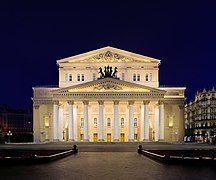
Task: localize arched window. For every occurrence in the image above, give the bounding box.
[107,118,111,127]
[134,118,138,127]
[69,74,72,81]
[93,118,97,128]
[121,118,124,127]
[133,74,136,81]
[77,74,80,81]
[137,74,140,81]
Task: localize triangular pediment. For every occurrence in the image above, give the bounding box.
[53,78,165,95]
[57,46,160,64]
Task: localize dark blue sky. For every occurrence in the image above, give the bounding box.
[0,1,216,108]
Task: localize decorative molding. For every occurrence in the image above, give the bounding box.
[94,83,123,91]
[80,51,137,63]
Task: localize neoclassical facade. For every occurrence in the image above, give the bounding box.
[32,46,185,142]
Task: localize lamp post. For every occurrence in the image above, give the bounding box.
[62,129,65,141]
[7,130,12,143]
[152,129,156,141]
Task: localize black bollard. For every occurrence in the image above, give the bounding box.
[137,145,143,154]
[72,145,78,154]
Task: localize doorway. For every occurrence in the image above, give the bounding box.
[120,133,125,142]
[107,133,111,142]
[93,133,98,142]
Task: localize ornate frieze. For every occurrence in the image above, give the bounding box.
[94,83,123,91]
[80,51,136,63]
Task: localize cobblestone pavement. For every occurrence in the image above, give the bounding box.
[1,152,216,180]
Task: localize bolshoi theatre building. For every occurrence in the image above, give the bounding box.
[32,47,185,142]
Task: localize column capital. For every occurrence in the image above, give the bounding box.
[53,100,59,105]
[143,100,150,105]
[98,100,104,105]
[33,104,40,109]
[68,100,74,105]
[83,100,89,105]
[128,100,134,105]
[113,100,119,105]
[158,100,164,105]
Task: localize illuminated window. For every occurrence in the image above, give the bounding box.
[77,74,80,81]
[69,74,72,81]
[134,118,138,127]
[121,118,124,127]
[150,73,152,81]
[107,118,111,127]
[122,73,125,80]
[65,74,68,81]
[93,73,96,80]
[133,74,136,81]
[93,118,97,128]
[145,73,148,81]
[137,74,140,81]
[82,74,84,81]
[80,118,84,127]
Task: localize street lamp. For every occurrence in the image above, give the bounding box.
[7,130,12,143]
[62,129,65,141]
[152,129,156,141]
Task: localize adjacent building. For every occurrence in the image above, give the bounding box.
[0,104,33,143]
[185,87,216,142]
[32,46,185,142]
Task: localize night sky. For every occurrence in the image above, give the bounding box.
[1,1,216,108]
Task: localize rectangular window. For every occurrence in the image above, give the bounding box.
[77,74,80,81]
[145,73,148,81]
[80,118,84,127]
[93,73,96,80]
[82,74,84,81]
[121,118,124,128]
[134,118,138,127]
[137,74,140,81]
[150,73,152,81]
[122,73,125,80]
[133,74,136,81]
[69,74,72,81]
[107,118,111,127]
[94,118,97,128]
[65,74,68,81]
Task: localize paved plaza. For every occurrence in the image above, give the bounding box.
[0,143,216,179]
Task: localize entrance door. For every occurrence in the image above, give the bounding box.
[107,133,111,142]
[120,133,125,142]
[93,133,98,142]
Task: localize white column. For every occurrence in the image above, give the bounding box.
[33,105,40,142]
[73,105,78,141]
[140,104,144,141]
[114,101,119,141]
[128,101,134,142]
[154,105,159,141]
[68,101,74,141]
[58,106,64,141]
[144,101,150,142]
[83,101,89,142]
[159,101,165,141]
[53,101,59,142]
[98,100,104,141]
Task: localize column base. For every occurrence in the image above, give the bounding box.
[114,139,119,142]
[158,139,165,142]
[143,139,150,142]
[53,139,59,142]
[98,139,104,142]
[83,139,89,142]
[128,139,134,142]
[68,139,75,142]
